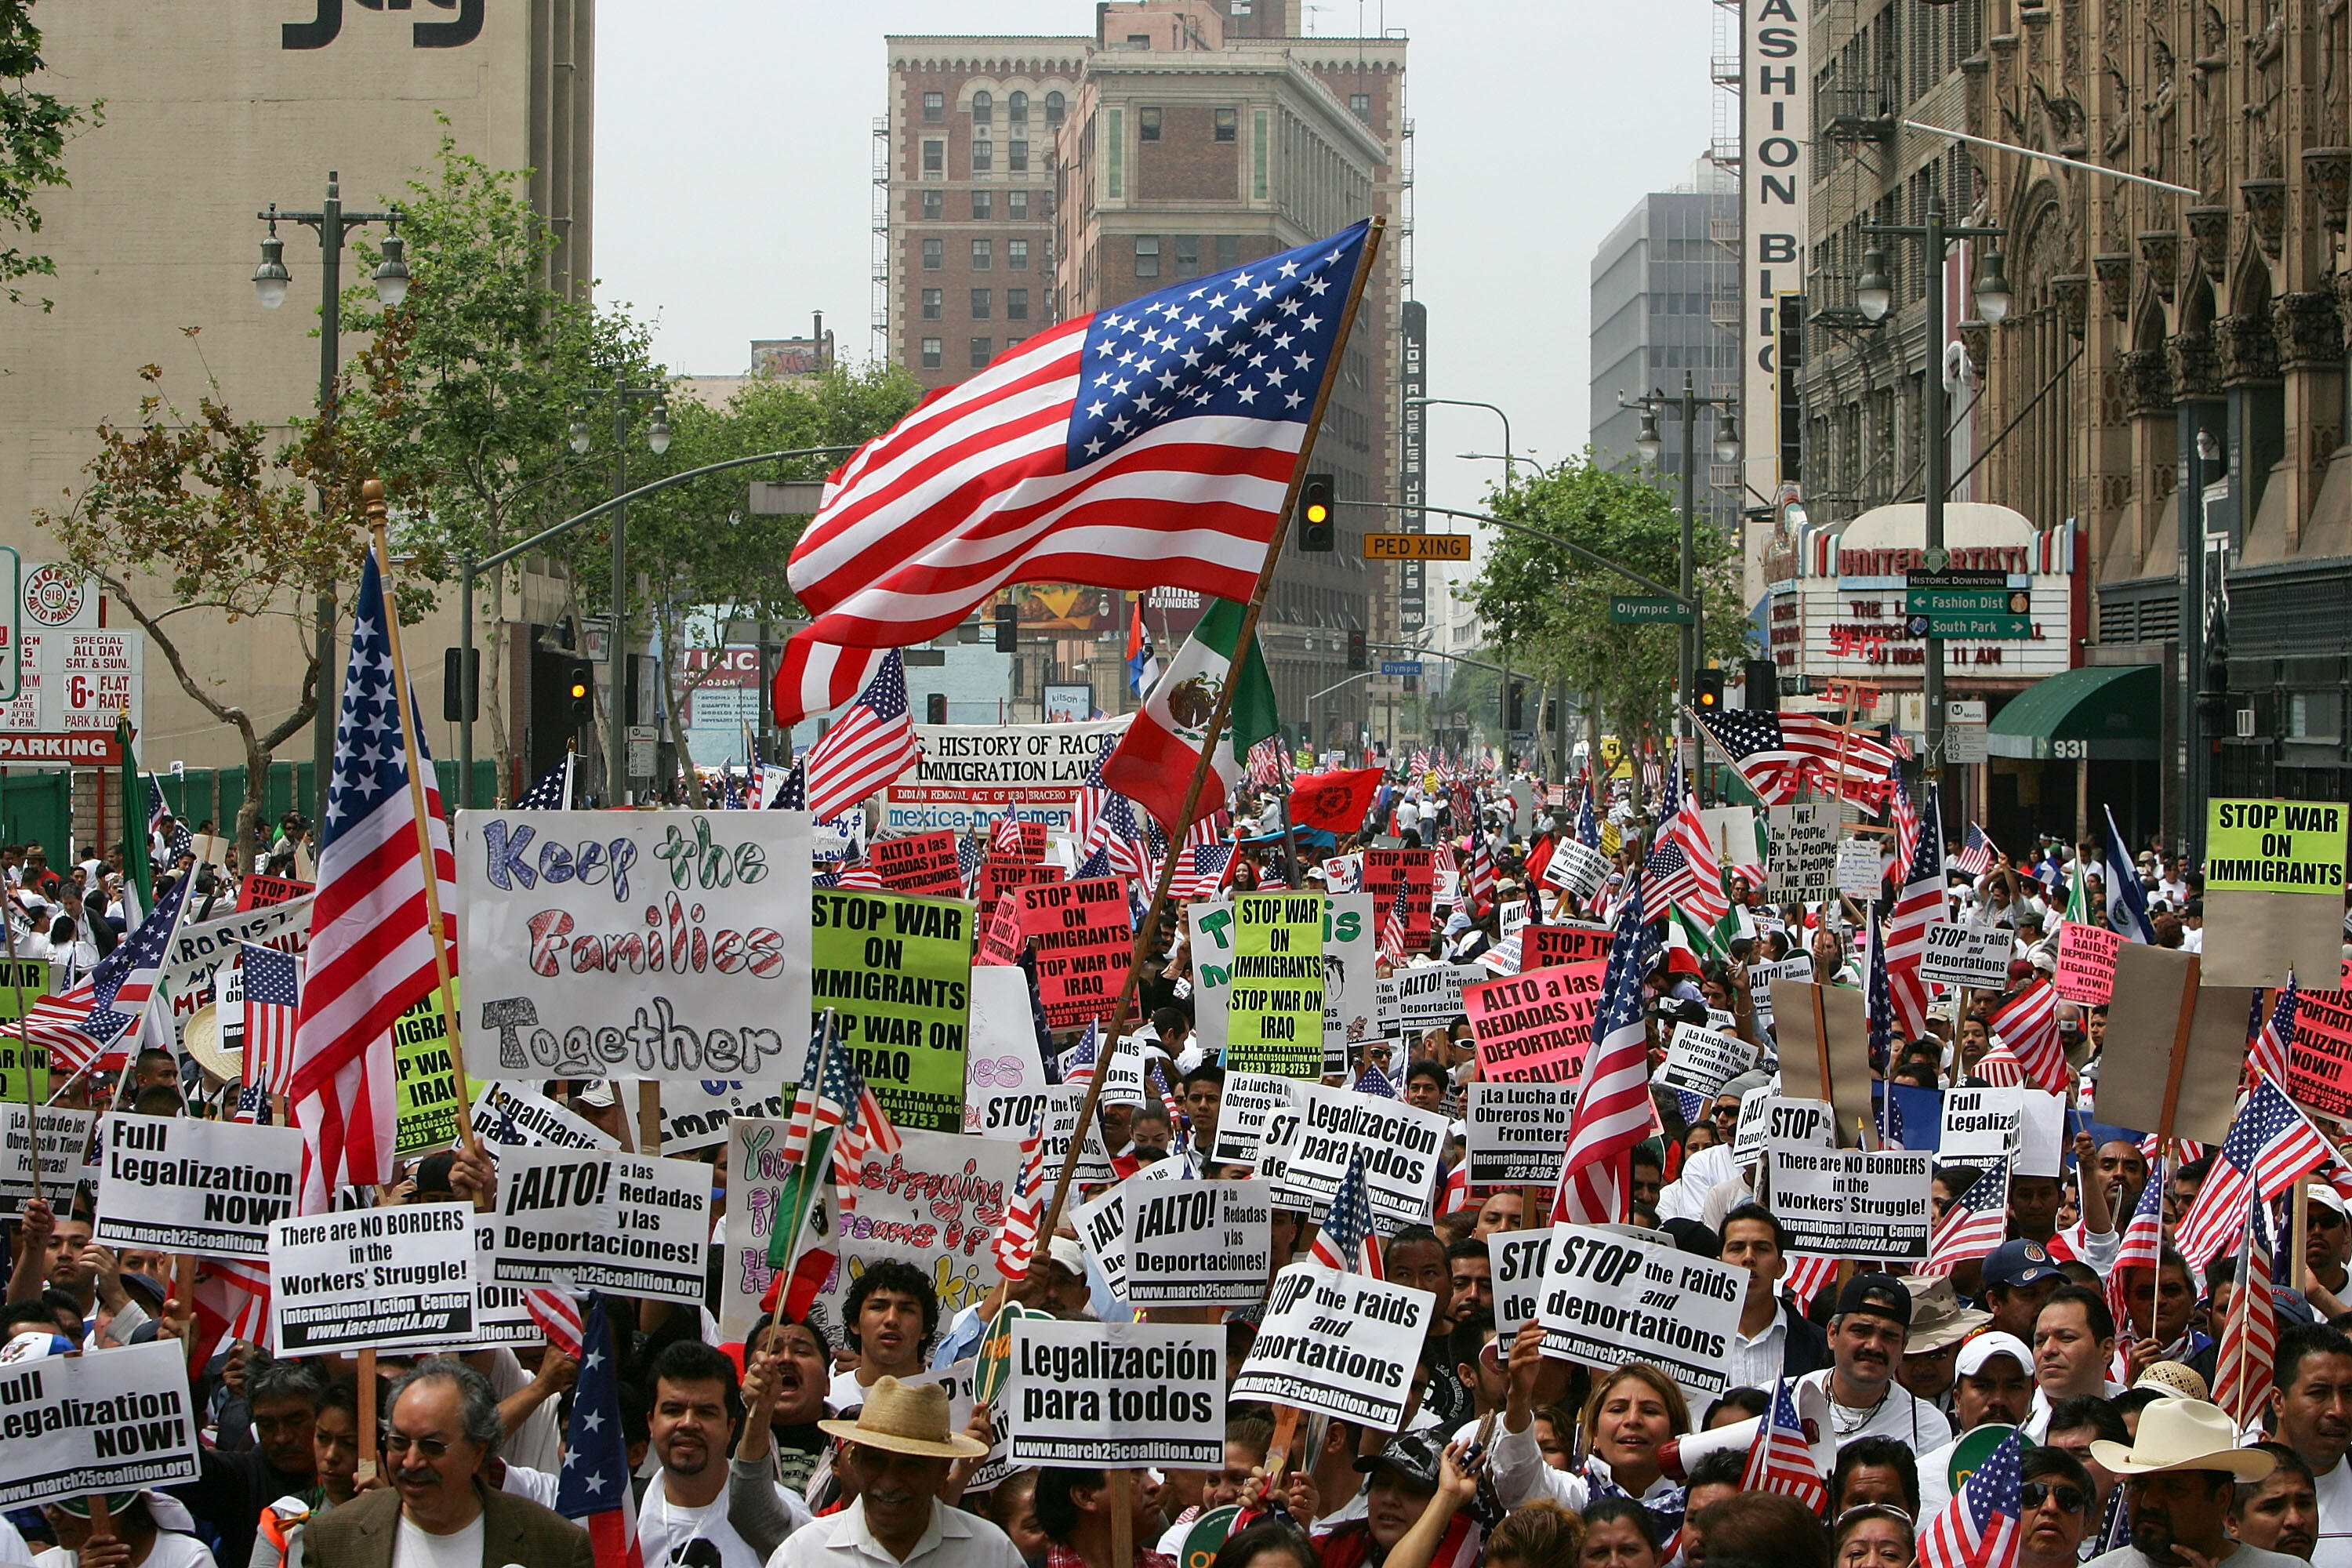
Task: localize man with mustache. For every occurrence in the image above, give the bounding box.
[1796,1272,1953,1454]
[2238,1443,2321,1563]
[2268,1324,2352,1568]
[2086,1397,2299,1568]
[766,1380,1019,1568]
[641,1340,811,1568]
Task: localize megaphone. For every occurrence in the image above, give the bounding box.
[1657,1378,1835,1485]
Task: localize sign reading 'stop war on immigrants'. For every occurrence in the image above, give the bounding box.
[810,890,976,1132]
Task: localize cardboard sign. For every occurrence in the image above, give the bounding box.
[162,895,312,998]
[1537,1222,1744,1399]
[455,810,813,1082]
[658,1079,786,1155]
[391,990,463,1160]
[1836,839,1884,899]
[964,966,1051,1138]
[269,1202,477,1356]
[1363,849,1436,943]
[868,831,967,897]
[2097,944,2255,1145]
[1764,804,1836,902]
[235,873,313,911]
[1394,963,1486,1033]
[1544,840,1610,902]
[0,1339,201,1510]
[1126,1180,1274,1306]
[1465,964,1606,1084]
[1258,1083,1450,1224]
[976,857,1063,912]
[1939,1086,2024,1162]
[1322,893,1376,1068]
[1007,1319,1225,1466]
[1653,1023,1756,1101]
[1773,981,1875,1144]
[1766,1147,1934,1258]
[811,890,977,1131]
[94,1115,302,1259]
[1467,1082,1576,1187]
[2053,921,2121,1006]
[1918,924,2014,989]
[0,1105,94,1210]
[1210,1071,1295,1167]
[492,1148,712,1308]
[830,1127,1014,1330]
[1230,1262,1435,1428]
[1185,899,1237,1056]
[1022,877,1131,1030]
[1523,923,1613,971]
[471,1082,619,1152]
[1489,1227,1554,1337]
[1226,893,1327,1078]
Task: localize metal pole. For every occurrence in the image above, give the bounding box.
[314,174,343,824]
[459,552,474,807]
[1924,197,1948,785]
[606,372,629,807]
[1679,372,1697,778]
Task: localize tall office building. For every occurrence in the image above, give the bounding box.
[883,0,1410,749]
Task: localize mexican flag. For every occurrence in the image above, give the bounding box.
[1104,597,1279,830]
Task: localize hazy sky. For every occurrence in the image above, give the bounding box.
[595,0,1716,547]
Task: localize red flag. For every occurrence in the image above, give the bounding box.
[1289,768,1383,833]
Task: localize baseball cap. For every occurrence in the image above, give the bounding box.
[1835,1272,1913,1329]
[1356,1430,1446,1490]
[1980,1239,2067,1290]
[575,1081,618,1109]
[2310,1183,2350,1219]
[1955,1331,2034,1378]
[1047,1236,1086,1276]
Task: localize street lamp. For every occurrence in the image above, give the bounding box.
[1635,409,1663,465]
[1856,246,1894,321]
[570,373,673,805]
[1408,397,1518,492]
[1620,370,1739,796]
[252,173,408,818]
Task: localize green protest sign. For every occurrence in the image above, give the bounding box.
[1226,892,1327,1078]
[811,891,975,1132]
[393,985,463,1159]
[0,960,49,1104]
[2207,800,2349,893]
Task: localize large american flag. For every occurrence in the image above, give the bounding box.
[1918,1428,2024,1568]
[1740,1377,1828,1513]
[1919,1163,2011,1276]
[78,871,193,1062]
[773,220,1374,721]
[1553,874,1655,1225]
[2212,1196,2278,1428]
[289,549,456,1213]
[1307,1150,1385,1278]
[1956,822,1999,877]
[1988,979,2066,1092]
[554,1294,645,1568]
[1883,783,1946,1038]
[236,942,303,1098]
[2174,1081,2331,1269]
[802,649,918,822]
[2252,978,2299,1087]
[1693,709,1899,804]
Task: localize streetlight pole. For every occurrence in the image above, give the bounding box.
[1408,397,1515,492]
[1622,372,1740,797]
[252,173,410,821]
[569,375,670,806]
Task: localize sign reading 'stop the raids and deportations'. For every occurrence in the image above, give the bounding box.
[455,811,813,1082]
[1228,1262,1435,1430]
[1538,1223,1745,1399]
[0,1340,200,1511]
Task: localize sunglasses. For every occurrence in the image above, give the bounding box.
[2020,1483,2086,1513]
[385,1432,459,1458]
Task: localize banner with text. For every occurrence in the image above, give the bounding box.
[811,889,976,1132]
[94,1115,301,1259]
[268,1202,477,1356]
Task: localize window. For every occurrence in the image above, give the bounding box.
[971,238,993,270]
[970,337,993,367]
[1108,108,1123,197]
[1046,90,1065,125]
[1010,90,1029,125]
[921,238,943,270]
[1008,238,1029,270]
[1007,288,1029,320]
[971,190,993,220]
[1134,235,1160,278]
[972,89,993,125]
[920,337,942,368]
[1349,93,1371,121]
[921,288,942,320]
[1214,108,1236,143]
[1008,190,1030,220]
[1252,110,1269,198]
[920,189,942,220]
[1008,140,1029,172]
[922,140,943,175]
[1216,234,1240,268]
[1006,336,1024,350]
[1140,107,1162,142]
[1174,235,1200,276]
[971,139,993,172]
[971,288,992,319]
[923,90,944,122]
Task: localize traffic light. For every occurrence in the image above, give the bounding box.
[1744,659,1780,711]
[994,602,1018,652]
[1543,697,1558,732]
[1297,473,1335,552]
[1346,630,1367,672]
[926,692,949,724]
[1696,668,1726,713]
[566,662,593,726]
[442,646,478,722]
[1508,681,1526,731]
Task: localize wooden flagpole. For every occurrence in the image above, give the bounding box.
[1035,217,1386,1250]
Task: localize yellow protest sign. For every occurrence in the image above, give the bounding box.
[2206,800,2349,894]
[0,960,49,1104]
[392,985,463,1158]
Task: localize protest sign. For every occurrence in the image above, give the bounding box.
[2054,922,2121,1006]
[1211,1071,1295,1167]
[1764,804,1835,902]
[659,1079,788,1155]
[1263,1083,1450,1224]
[162,895,311,997]
[1653,1023,1756,1101]
[1127,1180,1274,1306]
[1523,924,1613,971]
[829,1128,1015,1330]
[869,831,967,897]
[1766,1148,1934,1258]
[1229,1262,1434,1428]
[1918,924,2013,989]
[1363,849,1435,942]
[2207,800,2348,893]
[464,1216,544,1348]
[1538,1222,1744,1399]
[1489,1227,1554,1338]
[1543,839,1610,902]
[976,857,1063,913]
[975,892,1025,967]
[470,1082,618,1152]
[0,1105,95,1210]
[1226,893,1326,1078]
[1185,899,1237,1055]
[1323,893,1375,1069]
[0,960,47,1102]
[2290,981,2352,1120]
[1736,1095,1832,1167]
[1500,901,1530,935]
[1038,1085,1113,1189]
[965,966,1051,1138]
[455,811,812,1081]
[269,1201,477,1355]
[1465,964,1606,1084]
[1022,877,1131,1030]
[1323,854,1364,893]
[2097,944,2254,1145]
[95,1115,301,1258]
[1007,1319,1224,1466]
[1374,976,1400,1033]
[1836,839,1884,899]
[391,991,463,1160]
[1698,807,1759,876]
[0,1339,201,1510]
[1076,1179,1131,1298]
[720,1115,833,1344]
[236,873,313,911]
[2015,1091,2068,1178]
[1394,964,1487,1034]
[492,1148,711,1308]
[1939,1086,2024,1163]
[811,889,976,1131]
[1466,1083,1576,1187]
[884,718,1129,835]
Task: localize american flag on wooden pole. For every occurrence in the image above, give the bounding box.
[235,943,303,1098]
[2212,1195,2278,1428]
[1918,1428,2024,1568]
[1692,708,1900,805]
[2173,1081,2331,1270]
[1955,822,1999,877]
[1552,874,1655,1225]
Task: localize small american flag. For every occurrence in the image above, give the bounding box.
[1918,1428,2024,1568]
[1247,735,1288,790]
[236,943,303,1098]
[190,1257,271,1370]
[2251,978,2299,1087]
[1307,1151,1384,1278]
[1884,782,1947,1039]
[2175,1081,2330,1269]
[9,979,103,1079]
[2105,1151,2168,1334]
[802,650,918,822]
[769,758,807,811]
[523,1287,585,1359]
[1919,1163,2012,1276]
[1174,842,1236,899]
[957,833,986,894]
[1956,822,1999,877]
[1463,833,1497,918]
[1988,979,2066,1091]
[822,1030,902,1213]
[1972,1042,2028,1087]
[554,1294,645,1568]
[1060,1022,1102,1088]
[1693,709,1899,805]
[1740,1378,1828,1512]
[80,871,193,1060]
[514,754,575,810]
[1784,1253,1839,1310]
[780,1018,843,1165]
[1377,884,1410,965]
[2212,1196,2278,1428]
[995,1106,1049,1279]
[1352,1062,1397,1099]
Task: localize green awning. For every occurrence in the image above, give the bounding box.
[1986,663,2161,761]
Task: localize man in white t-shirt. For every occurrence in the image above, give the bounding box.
[827,1260,938,1412]
[639,1341,811,1568]
[1795,1272,1954,1456]
[2270,1323,2352,1568]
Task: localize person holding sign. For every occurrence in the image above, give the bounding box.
[38,1492,216,1568]
[1490,1323,1690,1513]
[766,1380,1018,1568]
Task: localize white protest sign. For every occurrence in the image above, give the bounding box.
[1737,1094,1833,1167]
[1653,1024,1755,1101]
[1538,1222,1744,1399]
[95,1115,301,1259]
[1836,839,1884,899]
[660,1080,787,1155]
[1500,901,1530,935]
[492,1148,712,1308]
[1544,839,1610,901]
[455,809,813,1080]
[1212,1071,1296,1167]
[1707,1007,1740,1035]
[1322,855,1364,894]
[1039,1085,1112,1189]
[1007,1319,1224,1467]
[1467,1083,1576,1187]
[0,1105,95,1210]
[1939,1086,2024,1162]
[268,1202,477,1356]
[828,1127,1015,1331]
[0,1340,200,1510]
[1229,1261,1434,1428]
[1765,1147,1934,1259]
[1375,977,1401,1033]
[1126,1180,1274,1306]
[1918,923,2013,989]
[1076,1181,1131,1300]
[1698,807,1759,874]
[162,896,312,997]
[964,965,1050,1138]
[1323,893,1377,1069]
[1488,1227,1554,1338]
[470,1082,619,1152]
[466,1215,543,1347]
[1187,900,1236,1056]
[718,1115,845,1346]
[1265,1083,1451,1225]
[1765,804,1835,902]
[2016,1089,2068,1178]
[1393,964,1483,1033]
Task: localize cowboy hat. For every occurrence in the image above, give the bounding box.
[818,1377,987,1459]
[2088,1397,2275,1480]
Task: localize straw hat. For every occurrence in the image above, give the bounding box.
[1901,1273,1991,1354]
[181,1005,237,1083]
[817,1377,987,1459]
[2135,1362,2211,1403]
[2088,1397,2275,1479]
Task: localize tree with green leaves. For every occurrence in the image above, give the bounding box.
[1470,450,1751,758]
[0,0,102,310]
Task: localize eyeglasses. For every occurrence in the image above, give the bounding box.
[384,1432,456,1458]
[2019,1483,2087,1513]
